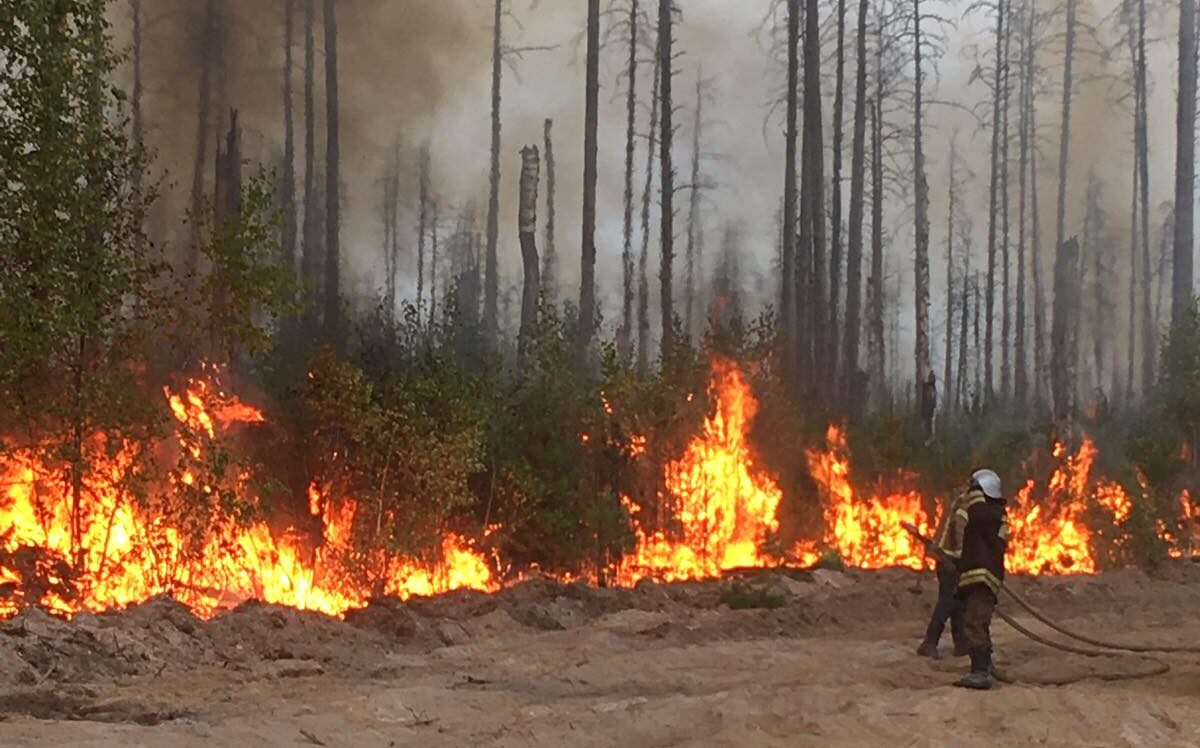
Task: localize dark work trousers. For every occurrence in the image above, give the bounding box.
[961,584,998,673]
[923,561,965,647]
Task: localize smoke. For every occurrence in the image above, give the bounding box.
[112,0,1184,383]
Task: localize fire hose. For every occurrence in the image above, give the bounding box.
[901,521,1200,685]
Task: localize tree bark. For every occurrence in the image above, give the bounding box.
[579,0,601,353]
[985,0,1005,400]
[543,118,557,303]
[484,0,504,344]
[323,0,340,341]
[868,22,886,407]
[843,0,868,414]
[1055,0,1076,275]
[1051,236,1080,427]
[131,0,144,198]
[638,50,662,374]
[685,67,704,342]
[658,0,675,359]
[1028,0,1045,406]
[302,0,319,331]
[943,141,956,416]
[1015,0,1030,406]
[518,146,541,369]
[830,0,847,383]
[1138,0,1153,390]
[418,144,430,324]
[801,0,827,388]
[1173,0,1196,330]
[281,0,297,290]
[619,0,639,362]
[912,0,932,388]
[189,0,217,275]
[782,0,800,384]
[430,200,440,322]
[1000,0,1013,399]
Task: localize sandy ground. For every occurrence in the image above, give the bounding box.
[2,565,1200,747]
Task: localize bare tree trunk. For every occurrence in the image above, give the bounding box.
[843,0,868,415]
[190,0,217,275]
[1028,1,1045,406]
[944,139,959,416]
[1051,236,1080,428]
[323,0,340,341]
[580,0,601,353]
[418,144,430,324]
[957,258,972,411]
[484,0,504,344]
[1055,0,1076,272]
[430,200,440,323]
[868,71,886,407]
[1000,2,1013,399]
[131,0,144,198]
[1138,0,1153,389]
[1174,0,1196,330]
[1015,0,1029,406]
[782,0,800,383]
[685,67,704,342]
[302,0,319,331]
[973,274,982,404]
[382,163,395,318]
[985,0,1005,400]
[543,119,557,303]
[638,51,662,374]
[619,0,640,362]
[658,0,675,359]
[518,146,541,369]
[912,0,932,387]
[830,0,847,383]
[281,0,297,290]
[801,0,827,387]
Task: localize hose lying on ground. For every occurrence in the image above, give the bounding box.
[991,582,1200,685]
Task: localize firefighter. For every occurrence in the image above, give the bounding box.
[953,468,1009,690]
[916,485,969,659]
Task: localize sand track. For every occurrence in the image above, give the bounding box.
[2,564,1200,747]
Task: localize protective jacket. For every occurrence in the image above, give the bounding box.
[955,486,1008,596]
[934,487,969,560]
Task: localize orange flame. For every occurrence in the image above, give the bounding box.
[0,369,493,619]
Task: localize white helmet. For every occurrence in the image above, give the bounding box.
[971,469,1003,500]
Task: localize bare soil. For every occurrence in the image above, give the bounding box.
[2,563,1200,747]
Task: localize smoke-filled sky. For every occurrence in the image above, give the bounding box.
[119,0,1188,384]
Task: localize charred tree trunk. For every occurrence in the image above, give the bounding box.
[1137,0,1153,390]
[830,0,847,383]
[619,1,640,362]
[1173,0,1196,331]
[685,68,704,342]
[543,118,557,303]
[518,146,541,369]
[801,0,828,388]
[1054,0,1076,281]
[1051,236,1080,428]
[957,259,972,411]
[658,0,675,359]
[418,144,430,324]
[323,0,341,341]
[485,0,504,344]
[131,0,144,198]
[1015,0,1030,406]
[944,140,958,417]
[213,111,242,363]
[782,0,801,383]
[430,200,440,323]
[281,0,297,290]
[868,30,886,407]
[639,51,662,374]
[843,0,869,414]
[912,0,932,388]
[1000,1,1013,399]
[985,0,1005,400]
[190,0,217,275]
[579,0,601,353]
[301,0,319,331]
[1028,1,1046,406]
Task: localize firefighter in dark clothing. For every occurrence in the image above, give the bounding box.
[954,468,1009,690]
[916,486,969,659]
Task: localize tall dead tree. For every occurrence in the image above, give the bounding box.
[1028,0,1046,405]
[867,18,887,406]
[1137,0,1153,390]
[518,145,541,369]
[418,144,430,323]
[281,0,297,288]
[580,0,601,353]
[782,0,801,382]
[658,0,676,359]
[829,0,848,381]
[638,50,662,373]
[912,0,932,390]
[1015,0,1031,406]
[189,0,218,274]
[485,0,504,344]
[212,111,242,362]
[1051,236,1080,426]
[430,200,440,323]
[323,0,341,340]
[619,1,640,362]
[800,0,828,386]
[985,0,1006,400]
[131,0,144,198]
[1054,0,1076,273]
[944,138,960,415]
[1173,0,1197,330]
[302,0,319,329]
[684,67,705,341]
[543,119,557,303]
[1000,0,1013,399]
[843,0,869,413]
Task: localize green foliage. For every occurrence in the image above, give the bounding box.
[816,548,845,571]
[720,582,787,610]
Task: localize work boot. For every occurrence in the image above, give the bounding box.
[916,640,941,659]
[954,671,993,690]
